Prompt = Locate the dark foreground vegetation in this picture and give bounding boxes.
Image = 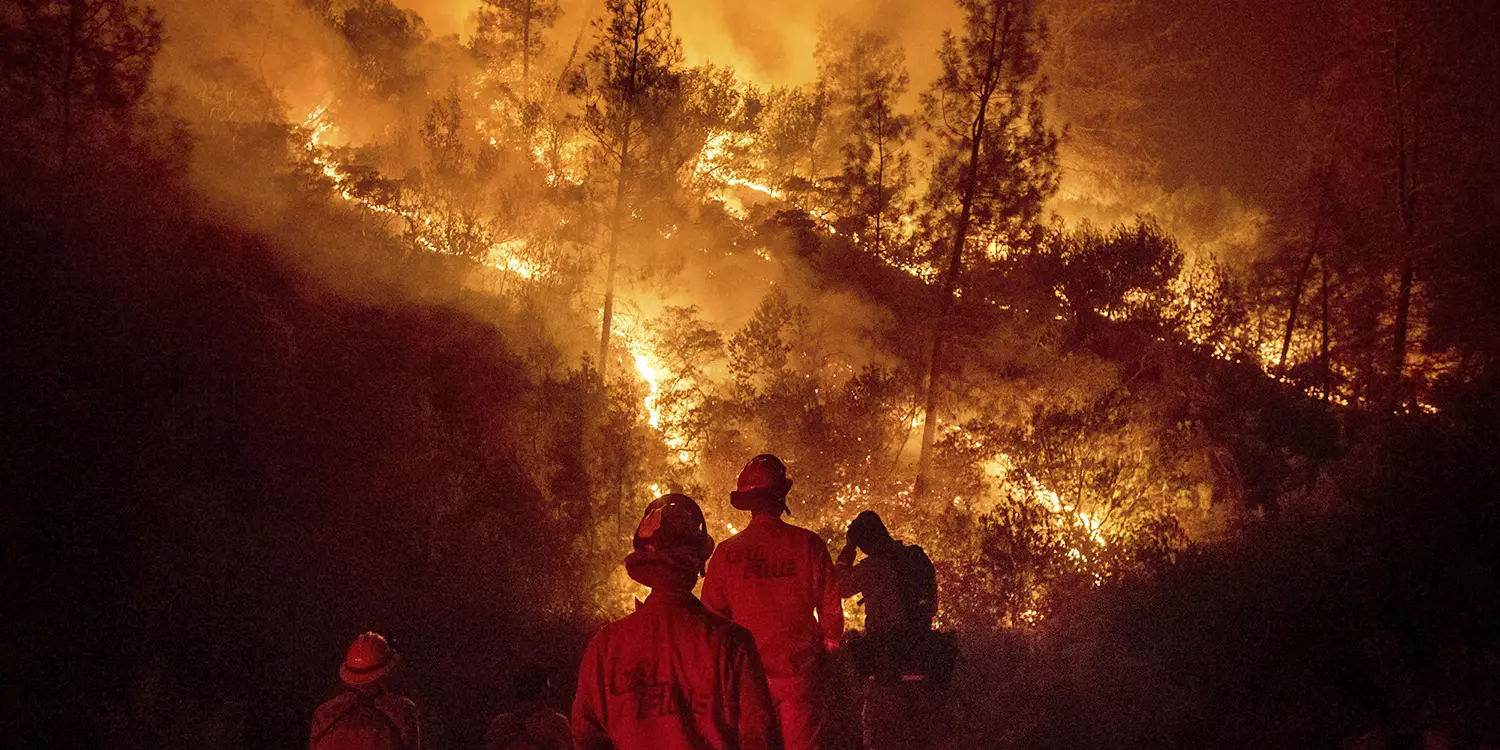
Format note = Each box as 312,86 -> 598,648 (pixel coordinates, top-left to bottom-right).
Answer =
4,0 -> 1500,747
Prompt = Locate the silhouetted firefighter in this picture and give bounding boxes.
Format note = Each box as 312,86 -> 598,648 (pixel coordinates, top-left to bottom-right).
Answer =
310,632 -> 422,750
483,662 -> 571,750
572,493 -> 782,750
837,511 -> 956,750
704,455 -> 844,750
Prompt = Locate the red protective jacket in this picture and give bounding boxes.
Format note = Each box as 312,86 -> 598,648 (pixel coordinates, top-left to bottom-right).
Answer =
702,515 -> 843,679
309,688 -> 421,750
572,589 -> 780,750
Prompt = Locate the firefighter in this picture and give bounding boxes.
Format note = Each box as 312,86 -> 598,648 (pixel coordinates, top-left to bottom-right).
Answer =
836,511 -> 935,638
572,493 -> 781,750
309,631 -> 421,750
482,663 -> 570,750
835,511 -> 950,750
703,454 -> 842,750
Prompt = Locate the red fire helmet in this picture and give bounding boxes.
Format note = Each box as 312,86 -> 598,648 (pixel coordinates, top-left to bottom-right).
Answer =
627,493 -> 715,577
730,454 -> 793,512
340,631 -> 399,686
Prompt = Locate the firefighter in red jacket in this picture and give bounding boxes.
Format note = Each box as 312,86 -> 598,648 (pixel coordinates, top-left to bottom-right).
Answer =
309,631 -> 421,750
572,493 -> 781,750
703,455 -> 843,750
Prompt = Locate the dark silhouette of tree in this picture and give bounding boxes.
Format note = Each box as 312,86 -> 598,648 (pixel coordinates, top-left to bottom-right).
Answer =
914,0 -> 1058,496
1257,0 -> 1499,410
578,0 -> 682,379
0,0 -> 161,171
1272,164 -> 1335,378
334,0 -> 428,101
473,0 -> 563,87
1056,217 -> 1182,329
817,30 -> 914,257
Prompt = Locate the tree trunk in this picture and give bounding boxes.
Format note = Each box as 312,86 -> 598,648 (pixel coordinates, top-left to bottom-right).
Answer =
871,101 -> 888,257
598,131 -> 630,379
1319,255 -> 1331,402
1389,253 -> 1413,394
521,0 -> 532,86
595,6 -> 645,381
1277,243 -> 1318,376
915,5 -> 1010,498
1385,0 -> 1420,406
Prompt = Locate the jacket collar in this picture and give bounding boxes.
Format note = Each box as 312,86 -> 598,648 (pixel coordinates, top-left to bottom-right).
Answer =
748,512 -> 785,528
642,588 -> 702,609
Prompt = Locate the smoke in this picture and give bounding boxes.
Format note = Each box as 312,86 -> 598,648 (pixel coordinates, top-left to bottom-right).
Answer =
142,0 -> 1271,364
150,0 -> 348,118
395,0 -> 954,86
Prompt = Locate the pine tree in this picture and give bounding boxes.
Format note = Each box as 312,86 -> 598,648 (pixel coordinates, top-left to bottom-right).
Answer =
913,0 -> 1058,497
818,30 -> 914,256
473,0 -> 563,87
579,0 -> 683,379
0,0 -> 161,171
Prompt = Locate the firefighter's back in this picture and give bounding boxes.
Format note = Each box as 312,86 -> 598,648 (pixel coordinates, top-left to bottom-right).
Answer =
574,591 -> 767,750
706,517 -> 831,678
310,691 -> 418,750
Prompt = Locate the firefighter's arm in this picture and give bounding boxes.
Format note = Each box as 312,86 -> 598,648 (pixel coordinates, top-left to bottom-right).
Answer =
570,641 -> 611,750
701,547 -> 731,619
728,628 -> 782,750
814,539 -> 843,651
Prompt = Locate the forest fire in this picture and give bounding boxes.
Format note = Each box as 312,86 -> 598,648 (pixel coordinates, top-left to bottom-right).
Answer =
6,0 -> 1499,746
288,0 -> 1457,639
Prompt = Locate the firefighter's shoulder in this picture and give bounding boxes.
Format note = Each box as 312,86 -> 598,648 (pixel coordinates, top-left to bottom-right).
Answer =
786,523 -> 830,550
709,610 -> 758,649
683,596 -> 750,637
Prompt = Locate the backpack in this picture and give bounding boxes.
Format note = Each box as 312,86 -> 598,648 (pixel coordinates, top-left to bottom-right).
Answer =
854,544 -> 954,684
892,543 -> 937,632
312,693 -> 407,750
483,711 -> 541,750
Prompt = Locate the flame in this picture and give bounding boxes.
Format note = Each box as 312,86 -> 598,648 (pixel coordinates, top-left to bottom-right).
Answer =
695,131 -> 783,199
300,106 -> 550,281
615,316 -> 694,465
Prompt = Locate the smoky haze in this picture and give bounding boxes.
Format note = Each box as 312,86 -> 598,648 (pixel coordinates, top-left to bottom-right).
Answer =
148,0 -> 1321,274
423,0 -> 1307,270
